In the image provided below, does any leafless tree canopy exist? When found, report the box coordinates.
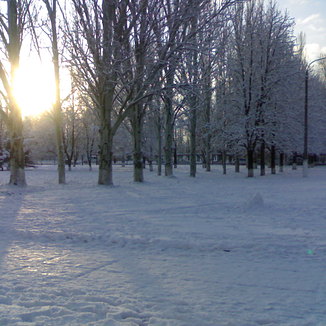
[1,0,326,185]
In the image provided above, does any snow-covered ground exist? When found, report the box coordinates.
[0,164,326,326]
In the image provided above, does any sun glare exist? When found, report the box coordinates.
[13,60,56,118]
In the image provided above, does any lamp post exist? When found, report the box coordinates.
[303,57,326,177]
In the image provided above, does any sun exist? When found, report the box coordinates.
[13,59,56,118]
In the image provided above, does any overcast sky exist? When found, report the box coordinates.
[278,0,326,61]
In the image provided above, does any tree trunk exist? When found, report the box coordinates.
[260,141,265,176]
[204,60,212,173]
[44,0,66,184]
[98,142,113,185]
[163,59,176,177]
[247,148,254,177]
[133,148,143,182]
[73,152,78,167]
[279,152,284,172]
[55,113,66,183]
[271,145,276,174]
[97,1,116,186]
[132,104,144,182]
[202,152,206,169]
[9,109,26,186]
[7,0,26,186]
[189,10,198,178]
[149,146,153,172]
[235,155,240,173]
[253,151,258,169]
[292,151,297,170]
[222,150,227,175]
[189,105,197,177]
[205,142,211,172]
[98,113,114,185]
[157,119,162,176]
[164,97,174,177]
[173,143,177,168]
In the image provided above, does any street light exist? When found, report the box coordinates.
[303,56,326,177]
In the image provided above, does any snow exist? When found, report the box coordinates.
[0,164,326,325]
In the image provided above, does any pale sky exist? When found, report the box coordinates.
[278,0,326,61]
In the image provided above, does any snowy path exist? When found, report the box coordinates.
[0,165,326,325]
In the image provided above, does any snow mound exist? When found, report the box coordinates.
[247,192,264,210]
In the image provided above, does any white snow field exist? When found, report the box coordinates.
[0,164,326,326]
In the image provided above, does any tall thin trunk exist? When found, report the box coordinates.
[189,105,197,177]
[203,54,212,172]
[205,140,211,172]
[292,151,297,170]
[149,146,153,172]
[271,145,276,174]
[8,0,26,186]
[98,87,114,185]
[9,107,26,186]
[253,151,257,169]
[44,0,65,184]
[131,0,147,183]
[121,150,126,167]
[247,148,254,177]
[157,116,162,176]
[173,143,177,168]
[164,103,173,177]
[235,155,240,173]
[54,108,65,183]
[279,152,284,172]
[222,150,227,175]
[132,103,144,183]
[164,64,175,177]
[97,0,116,186]
[260,141,265,176]
[85,131,94,171]
[98,122,113,185]
[189,7,198,178]
[202,151,206,169]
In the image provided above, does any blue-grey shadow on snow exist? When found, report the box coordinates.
[0,185,26,265]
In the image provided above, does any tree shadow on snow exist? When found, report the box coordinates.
[0,186,26,267]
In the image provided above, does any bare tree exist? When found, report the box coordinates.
[0,0,34,186]
[60,0,243,184]
[161,0,240,177]
[62,97,81,171]
[42,0,66,183]
[64,0,160,184]
[229,0,295,177]
[188,0,200,178]
[80,104,99,171]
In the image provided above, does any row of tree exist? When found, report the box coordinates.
[0,0,325,186]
